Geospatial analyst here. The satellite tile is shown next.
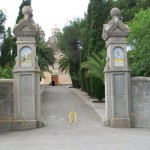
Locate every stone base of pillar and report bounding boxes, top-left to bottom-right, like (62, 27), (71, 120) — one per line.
(104, 119), (111, 127)
(13, 120), (37, 131)
(0, 120), (45, 131)
(13, 120), (45, 131)
(0, 120), (14, 131)
(111, 118), (131, 128)
(37, 120), (45, 128)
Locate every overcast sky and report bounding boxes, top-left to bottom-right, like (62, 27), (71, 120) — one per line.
(0, 0), (89, 39)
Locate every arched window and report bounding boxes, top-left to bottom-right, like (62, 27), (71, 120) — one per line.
(20, 46), (32, 67)
(113, 47), (124, 67)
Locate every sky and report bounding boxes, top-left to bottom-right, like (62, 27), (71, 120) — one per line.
(0, 0), (90, 39)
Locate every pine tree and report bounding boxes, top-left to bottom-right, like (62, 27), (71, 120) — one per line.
(16, 0), (31, 24)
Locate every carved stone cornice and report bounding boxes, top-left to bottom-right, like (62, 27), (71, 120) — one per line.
(102, 16), (130, 41)
(13, 20), (39, 38)
(102, 31), (129, 41)
(13, 16), (39, 40)
(14, 31), (38, 37)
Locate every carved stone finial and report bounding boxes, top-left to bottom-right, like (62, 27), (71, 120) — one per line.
(110, 7), (121, 18)
(22, 6), (32, 20)
(22, 6), (32, 15)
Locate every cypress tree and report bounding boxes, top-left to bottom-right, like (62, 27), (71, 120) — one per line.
(81, 0), (108, 100)
(0, 28), (13, 67)
(80, 17), (88, 91)
(0, 10), (6, 60)
(0, 10), (6, 36)
(87, 0), (106, 54)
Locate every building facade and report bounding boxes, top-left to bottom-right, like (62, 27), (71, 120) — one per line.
(40, 25), (72, 85)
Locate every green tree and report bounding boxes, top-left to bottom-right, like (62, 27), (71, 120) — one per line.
(87, 0), (107, 54)
(36, 40), (55, 79)
(80, 50), (106, 100)
(0, 28), (15, 67)
(80, 0), (108, 99)
(140, 0), (150, 8)
(58, 54), (70, 74)
(0, 66), (13, 79)
(16, 0), (31, 24)
(0, 10), (6, 59)
(128, 8), (150, 76)
(0, 10), (6, 35)
(112, 0), (150, 22)
(57, 19), (82, 88)
(80, 17), (88, 91)
(81, 50), (106, 82)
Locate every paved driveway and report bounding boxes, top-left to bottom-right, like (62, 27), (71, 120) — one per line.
(0, 86), (150, 150)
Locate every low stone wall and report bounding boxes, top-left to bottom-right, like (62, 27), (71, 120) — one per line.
(0, 80), (45, 131)
(1, 77), (150, 129)
(131, 77), (150, 128)
(0, 79), (14, 131)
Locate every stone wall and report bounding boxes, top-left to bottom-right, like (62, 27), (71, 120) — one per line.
(0, 79), (14, 131)
(1, 77), (150, 130)
(0, 79), (45, 131)
(131, 77), (150, 128)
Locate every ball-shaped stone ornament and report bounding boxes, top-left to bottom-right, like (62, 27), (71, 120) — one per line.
(110, 7), (121, 17)
(22, 6), (32, 15)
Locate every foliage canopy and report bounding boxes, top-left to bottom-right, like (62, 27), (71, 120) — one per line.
(128, 8), (150, 76)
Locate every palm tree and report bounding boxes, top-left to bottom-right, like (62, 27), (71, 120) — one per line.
(59, 53), (81, 88)
(36, 40), (55, 79)
(80, 50), (106, 82)
(58, 54), (70, 74)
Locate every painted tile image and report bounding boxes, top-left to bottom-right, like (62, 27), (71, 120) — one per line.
(113, 47), (124, 67)
(20, 47), (32, 67)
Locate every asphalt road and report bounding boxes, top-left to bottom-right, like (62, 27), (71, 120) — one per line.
(0, 86), (150, 150)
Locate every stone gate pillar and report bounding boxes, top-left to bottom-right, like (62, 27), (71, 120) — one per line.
(13, 6), (42, 130)
(102, 8), (131, 128)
